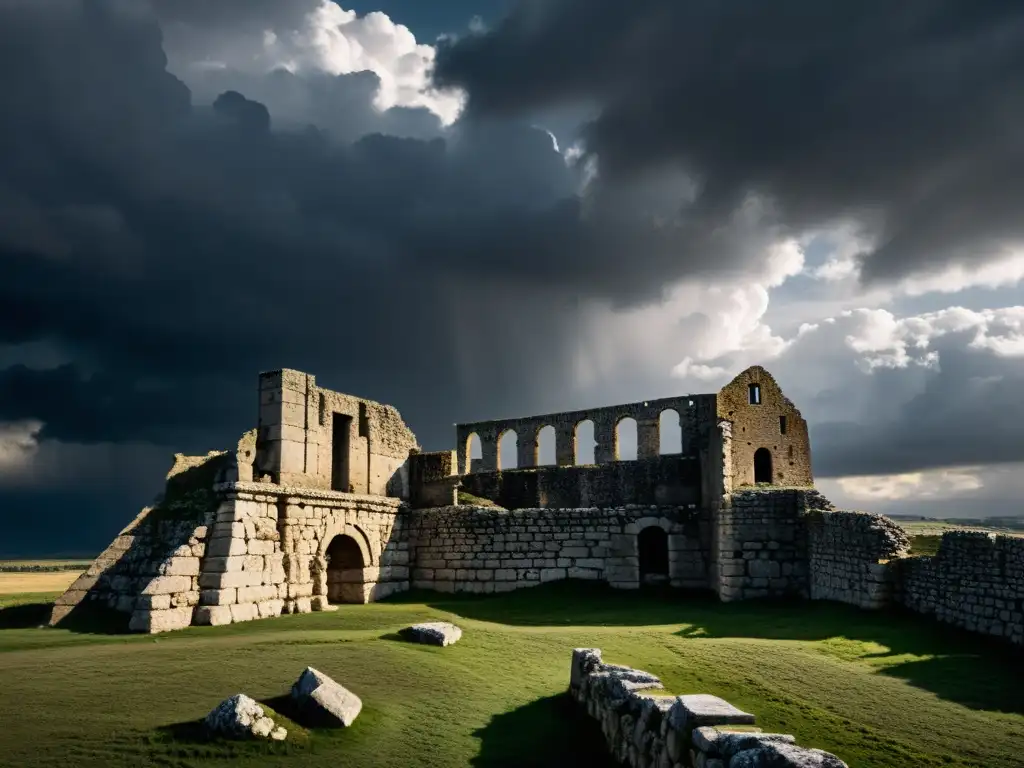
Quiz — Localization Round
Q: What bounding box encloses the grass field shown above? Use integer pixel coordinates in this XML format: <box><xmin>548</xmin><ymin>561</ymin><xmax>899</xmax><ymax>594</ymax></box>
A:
<box><xmin>0</xmin><ymin>571</ymin><xmax>82</xmax><ymax>594</ymax></box>
<box><xmin>0</xmin><ymin>583</ymin><xmax>1021</xmax><ymax>768</ymax></box>
<box><xmin>898</xmin><ymin>521</ymin><xmax>1024</xmax><ymax>537</ymax></box>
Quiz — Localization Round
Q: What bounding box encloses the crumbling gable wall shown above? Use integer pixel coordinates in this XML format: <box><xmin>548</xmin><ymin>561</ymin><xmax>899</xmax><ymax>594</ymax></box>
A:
<box><xmin>717</xmin><ymin>366</ymin><xmax>813</xmax><ymax>488</ymax></box>
<box><xmin>256</xmin><ymin>369</ymin><xmax>419</xmax><ymax>497</ymax></box>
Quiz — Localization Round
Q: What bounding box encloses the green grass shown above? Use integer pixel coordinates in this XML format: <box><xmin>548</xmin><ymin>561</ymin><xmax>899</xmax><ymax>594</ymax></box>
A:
<box><xmin>908</xmin><ymin>534</ymin><xmax>943</xmax><ymax>557</ymax></box>
<box><xmin>1</xmin><ymin>583</ymin><xmax>1022</xmax><ymax>768</ymax></box>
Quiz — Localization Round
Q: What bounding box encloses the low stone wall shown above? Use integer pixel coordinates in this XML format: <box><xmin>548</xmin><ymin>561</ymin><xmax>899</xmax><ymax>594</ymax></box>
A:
<box><xmin>569</xmin><ymin>648</ymin><xmax>848</xmax><ymax>768</ymax></box>
<box><xmin>407</xmin><ymin>505</ymin><xmax>711</xmax><ymax>593</ymax></box>
<box><xmin>714</xmin><ymin>488</ymin><xmax>830</xmax><ymax>602</ymax></box>
<box><xmin>894</xmin><ymin>531</ymin><xmax>1024</xmax><ymax>646</ymax></box>
<box><xmin>807</xmin><ymin>510</ymin><xmax>909</xmax><ymax>609</ymax></box>
<box><xmin>459</xmin><ymin>456</ymin><xmax>702</xmax><ymax>510</ymax></box>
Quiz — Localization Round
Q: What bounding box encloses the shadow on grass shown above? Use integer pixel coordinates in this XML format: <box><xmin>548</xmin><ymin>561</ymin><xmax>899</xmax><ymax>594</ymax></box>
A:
<box><xmin>674</xmin><ymin>602</ymin><xmax>1024</xmax><ymax>717</ymax></box>
<box><xmin>0</xmin><ymin>601</ymin><xmax>53</xmax><ymax>629</ymax></box>
<box><xmin>389</xmin><ymin>581</ymin><xmax>1024</xmax><ymax>717</ymax></box>
<box><xmin>471</xmin><ymin>692</ymin><xmax>616</xmax><ymax>768</ymax></box>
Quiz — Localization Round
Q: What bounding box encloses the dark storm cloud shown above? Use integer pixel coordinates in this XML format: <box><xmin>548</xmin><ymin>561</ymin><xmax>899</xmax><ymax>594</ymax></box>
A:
<box><xmin>808</xmin><ymin>339</ymin><xmax>1024</xmax><ymax>478</ymax></box>
<box><xmin>0</xmin><ymin>0</ymin><xmax>741</xmax><ymax>463</ymax></box>
<box><xmin>434</xmin><ymin>0</ymin><xmax>1024</xmax><ymax>284</ymax></box>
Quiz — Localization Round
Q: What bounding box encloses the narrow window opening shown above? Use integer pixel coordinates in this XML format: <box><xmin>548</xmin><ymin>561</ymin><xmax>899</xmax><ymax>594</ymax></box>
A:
<box><xmin>779</xmin><ymin>415</ymin><xmax>787</xmax><ymax>435</ymax></box>
<box><xmin>331</xmin><ymin>413</ymin><xmax>353</xmax><ymax>491</ymax></box>
<box><xmin>748</xmin><ymin>383</ymin><xmax>761</xmax><ymax>405</ymax></box>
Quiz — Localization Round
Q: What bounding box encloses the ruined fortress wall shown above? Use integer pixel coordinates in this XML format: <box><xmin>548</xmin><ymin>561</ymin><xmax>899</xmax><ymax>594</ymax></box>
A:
<box><xmin>408</xmin><ymin>450</ymin><xmax>458</xmax><ymax>508</ymax></box>
<box><xmin>893</xmin><ymin>532</ymin><xmax>1024</xmax><ymax>647</ymax></box>
<box><xmin>194</xmin><ymin>483</ymin><xmax>409</xmax><ymax>628</ymax></box>
<box><xmin>714</xmin><ymin>489</ymin><xmax>831</xmax><ymax>601</ymax></box>
<box><xmin>407</xmin><ymin>505</ymin><xmax>713</xmax><ymax>593</ymax></box>
<box><xmin>457</xmin><ymin>456</ymin><xmax>701</xmax><ymax>510</ymax></box>
<box><xmin>806</xmin><ymin>510</ymin><xmax>910</xmax><ymax>609</ymax></box>
<box><xmin>456</xmin><ymin>394</ymin><xmax>718</xmax><ymax>475</ymax></box>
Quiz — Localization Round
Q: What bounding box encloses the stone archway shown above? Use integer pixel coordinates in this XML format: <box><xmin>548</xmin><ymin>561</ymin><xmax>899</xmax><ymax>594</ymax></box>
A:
<box><xmin>638</xmin><ymin>526</ymin><xmax>669</xmax><ymax>585</ymax></box>
<box><xmin>754</xmin><ymin>448</ymin><xmax>773</xmax><ymax>484</ymax></box>
<box><xmin>324</xmin><ymin>534</ymin><xmax>367</xmax><ymax>604</ymax></box>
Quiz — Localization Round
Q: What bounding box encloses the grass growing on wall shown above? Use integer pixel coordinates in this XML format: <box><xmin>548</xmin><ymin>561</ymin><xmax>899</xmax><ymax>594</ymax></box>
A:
<box><xmin>0</xmin><ymin>583</ymin><xmax>1022</xmax><ymax>768</ymax></box>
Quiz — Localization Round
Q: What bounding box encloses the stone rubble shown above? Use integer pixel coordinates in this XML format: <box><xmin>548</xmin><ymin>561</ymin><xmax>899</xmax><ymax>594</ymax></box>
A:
<box><xmin>569</xmin><ymin>648</ymin><xmax>848</xmax><ymax>768</ymax></box>
<box><xmin>399</xmin><ymin>621</ymin><xmax>463</xmax><ymax>646</ymax></box>
<box><xmin>203</xmin><ymin>693</ymin><xmax>287</xmax><ymax>741</ymax></box>
<box><xmin>290</xmin><ymin>666</ymin><xmax>363</xmax><ymax>727</ymax></box>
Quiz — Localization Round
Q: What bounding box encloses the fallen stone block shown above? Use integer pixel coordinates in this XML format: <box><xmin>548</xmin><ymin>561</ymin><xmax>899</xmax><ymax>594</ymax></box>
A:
<box><xmin>399</xmin><ymin>621</ymin><xmax>463</xmax><ymax>647</ymax></box>
<box><xmin>290</xmin><ymin>666</ymin><xmax>362</xmax><ymax>727</ymax></box>
<box><xmin>204</xmin><ymin>693</ymin><xmax>287</xmax><ymax>741</ymax></box>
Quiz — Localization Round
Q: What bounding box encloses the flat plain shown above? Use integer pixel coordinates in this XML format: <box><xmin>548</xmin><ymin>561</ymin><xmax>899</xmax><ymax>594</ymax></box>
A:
<box><xmin>0</xmin><ymin>582</ymin><xmax>1021</xmax><ymax>768</ymax></box>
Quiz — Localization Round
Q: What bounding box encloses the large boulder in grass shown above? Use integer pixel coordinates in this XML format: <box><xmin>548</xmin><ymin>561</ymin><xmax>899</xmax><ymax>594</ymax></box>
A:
<box><xmin>399</xmin><ymin>621</ymin><xmax>463</xmax><ymax>647</ymax></box>
<box><xmin>204</xmin><ymin>693</ymin><xmax>287</xmax><ymax>741</ymax></box>
<box><xmin>290</xmin><ymin>667</ymin><xmax>362</xmax><ymax>727</ymax></box>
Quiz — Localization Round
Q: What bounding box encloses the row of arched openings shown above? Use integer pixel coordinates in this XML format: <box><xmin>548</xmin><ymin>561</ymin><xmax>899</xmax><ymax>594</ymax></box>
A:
<box><xmin>466</xmin><ymin>409</ymin><xmax>685</xmax><ymax>470</ymax></box>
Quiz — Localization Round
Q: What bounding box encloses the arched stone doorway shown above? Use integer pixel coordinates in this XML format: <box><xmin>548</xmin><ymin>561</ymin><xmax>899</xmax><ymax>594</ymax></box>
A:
<box><xmin>325</xmin><ymin>534</ymin><xmax>366</xmax><ymax>604</ymax></box>
<box><xmin>754</xmin><ymin>448</ymin><xmax>773</xmax><ymax>484</ymax></box>
<box><xmin>638</xmin><ymin>526</ymin><xmax>669</xmax><ymax>585</ymax></box>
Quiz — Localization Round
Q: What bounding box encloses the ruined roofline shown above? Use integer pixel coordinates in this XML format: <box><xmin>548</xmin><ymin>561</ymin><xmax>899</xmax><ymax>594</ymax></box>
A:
<box><xmin>456</xmin><ymin>392</ymin><xmax>717</xmax><ymax>433</ymax></box>
<box><xmin>258</xmin><ymin>367</ymin><xmax>413</xmax><ymax>418</ymax></box>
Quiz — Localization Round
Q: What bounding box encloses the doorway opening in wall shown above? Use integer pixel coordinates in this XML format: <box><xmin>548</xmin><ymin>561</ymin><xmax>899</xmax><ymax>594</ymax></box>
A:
<box><xmin>331</xmin><ymin>413</ymin><xmax>352</xmax><ymax>492</ymax></box>
<box><xmin>638</xmin><ymin>526</ymin><xmax>669</xmax><ymax>586</ymax></box>
<box><xmin>325</xmin><ymin>534</ymin><xmax>365</xmax><ymax>604</ymax></box>
<box><xmin>754</xmin><ymin>448</ymin><xmax>773</xmax><ymax>484</ymax></box>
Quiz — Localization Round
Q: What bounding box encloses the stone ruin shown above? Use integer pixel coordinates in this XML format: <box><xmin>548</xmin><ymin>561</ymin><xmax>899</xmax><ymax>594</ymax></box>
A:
<box><xmin>49</xmin><ymin>366</ymin><xmax>1024</xmax><ymax>648</ymax></box>
<box><xmin>570</xmin><ymin>648</ymin><xmax>848</xmax><ymax>767</ymax></box>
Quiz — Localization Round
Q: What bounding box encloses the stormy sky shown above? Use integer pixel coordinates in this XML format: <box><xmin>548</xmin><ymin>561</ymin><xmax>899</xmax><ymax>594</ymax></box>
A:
<box><xmin>3</xmin><ymin>0</ymin><xmax>1024</xmax><ymax>556</ymax></box>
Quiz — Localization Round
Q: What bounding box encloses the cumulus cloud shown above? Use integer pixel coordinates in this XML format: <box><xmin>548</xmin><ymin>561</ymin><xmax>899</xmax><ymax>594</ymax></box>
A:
<box><xmin>156</xmin><ymin>0</ymin><xmax>463</xmax><ymax>131</ymax></box>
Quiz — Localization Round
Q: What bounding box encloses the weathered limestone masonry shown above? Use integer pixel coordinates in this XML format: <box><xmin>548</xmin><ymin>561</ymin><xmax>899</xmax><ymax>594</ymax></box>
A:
<box><xmin>894</xmin><ymin>531</ymin><xmax>1024</xmax><ymax>646</ymax></box>
<box><xmin>714</xmin><ymin>488</ymin><xmax>830</xmax><ymax>602</ymax></box>
<box><xmin>192</xmin><ymin>483</ymin><xmax>409</xmax><ymax>627</ymax></box>
<box><xmin>407</xmin><ymin>505</ymin><xmax>712</xmax><ymax>593</ymax></box>
<box><xmin>569</xmin><ymin>648</ymin><xmax>848</xmax><ymax>768</ymax></box>
<box><xmin>806</xmin><ymin>509</ymin><xmax>910</xmax><ymax>609</ymax></box>
<box><xmin>50</xmin><ymin>369</ymin><xmax>419</xmax><ymax>632</ymax></box>
<box><xmin>49</xmin><ymin>451</ymin><xmax>229</xmax><ymax>631</ymax></box>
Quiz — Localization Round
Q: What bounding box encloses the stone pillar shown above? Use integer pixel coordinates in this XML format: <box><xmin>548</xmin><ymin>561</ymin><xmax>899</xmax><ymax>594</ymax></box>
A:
<box><xmin>258</xmin><ymin>369</ymin><xmax>315</xmax><ymax>486</ymax></box>
<box><xmin>555</xmin><ymin>425</ymin><xmax>575</xmax><ymax>466</ymax></box>
<box><xmin>518</xmin><ymin>428</ymin><xmax>537</xmax><ymax>469</ymax></box>
<box><xmin>637</xmin><ymin>415</ymin><xmax>660</xmax><ymax>459</ymax></box>
<box><xmin>594</xmin><ymin>415</ymin><xmax>616</xmax><ymax>464</ymax></box>
<box><xmin>480</xmin><ymin>430</ymin><xmax>499</xmax><ymax>472</ymax></box>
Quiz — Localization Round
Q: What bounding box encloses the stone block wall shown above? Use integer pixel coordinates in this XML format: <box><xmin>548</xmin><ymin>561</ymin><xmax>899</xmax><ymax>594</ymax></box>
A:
<box><xmin>407</xmin><ymin>505</ymin><xmax>712</xmax><ymax>594</ymax></box>
<box><xmin>569</xmin><ymin>648</ymin><xmax>848</xmax><ymax>768</ymax></box>
<box><xmin>408</xmin><ymin>450</ymin><xmax>458</xmax><ymax>508</ymax></box>
<box><xmin>193</xmin><ymin>483</ymin><xmax>409</xmax><ymax>628</ymax></box>
<box><xmin>458</xmin><ymin>455</ymin><xmax>702</xmax><ymax>510</ymax></box>
<box><xmin>49</xmin><ymin>505</ymin><xmax>215</xmax><ymax>633</ymax></box>
<box><xmin>714</xmin><ymin>488</ymin><xmax>832</xmax><ymax>601</ymax></box>
<box><xmin>807</xmin><ymin>510</ymin><xmax>910</xmax><ymax>609</ymax></box>
<box><xmin>894</xmin><ymin>531</ymin><xmax>1024</xmax><ymax>647</ymax></box>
